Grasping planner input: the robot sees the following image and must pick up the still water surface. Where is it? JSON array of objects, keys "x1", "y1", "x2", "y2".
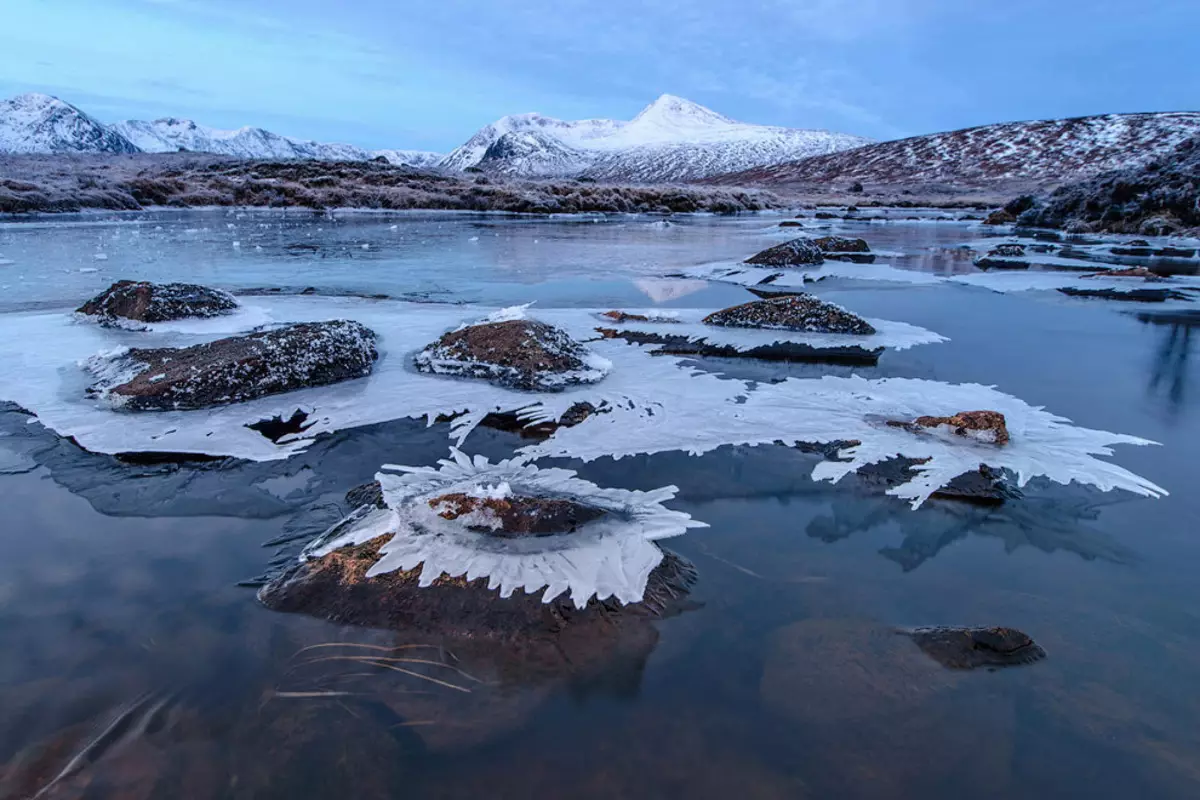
[{"x1": 1, "y1": 209, "x2": 1198, "y2": 798}]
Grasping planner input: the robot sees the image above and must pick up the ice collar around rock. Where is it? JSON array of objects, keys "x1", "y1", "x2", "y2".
[
  {"x1": 702, "y1": 295, "x2": 877, "y2": 336},
  {"x1": 84, "y1": 320, "x2": 379, "y2": 411},
  {"x1": 76, "y1": 280, "x2": 238, "y2": 326},
  {"x1": 413, "y1": 305, "x2": 611, "y2": 392}
]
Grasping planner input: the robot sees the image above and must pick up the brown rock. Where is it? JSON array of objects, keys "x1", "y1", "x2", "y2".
[
  {"x1": 745, "y1": 238, "x2": 825, "y2": 267},
  {"x1": 912, "y1": 410, "x2": 1010, "y2": 445},
  {"x1": 77, "y1": 280, "x2": 238, "y2": 323},
  {"x1": 983, "y1": 209, "x2": 1016, "y2": 226},
  {"x1": 703, "y1": 295, "x2": 876, "y2": 336},
  {"x1": 903, "y1": 626, "x2": 1046, "y2": 670},
  {"x1": 601, "y1": 310, "x2": 651, "y2": 323},
  {"x1": 413, "y1": 319, "x2": 606, "y2": 392},
  {"x1": 428, "y1": 492, "x2": 607, "y2": 537}
]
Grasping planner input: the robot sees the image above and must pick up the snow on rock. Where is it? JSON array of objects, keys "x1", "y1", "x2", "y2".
[
  {"x1": 441, "y1": 94, "x2": 871, "y2": 181},
  {"x1": 745, "y1": 238, "x2": 826, "y2": 267},
  {"x1": 702, "y1": 295, "x2": 876, "y2": 336},
  {"x1": 0, "y1": 93, "x2": 139, "y2": 154},
  {"x1": 302, "y1": 449, "x2": 706, "y2": 609}
]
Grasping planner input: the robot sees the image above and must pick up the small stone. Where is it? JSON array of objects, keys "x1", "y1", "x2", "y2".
[
  {"x1": 601, "y1": 310, "x2": 651, "y2": 323},
  {"x1": 903, "y1": 626, "x2": 1046, "y2": 670},
  {"x1": 911, "y1": 410, "x2": 1010, "y2": 445},
  {"x1": 988, "y1": 243, "x2": 1026, "y2": 257},
  {"x1": 703, "y1": 295, "x2": 876, "y2": 335}
]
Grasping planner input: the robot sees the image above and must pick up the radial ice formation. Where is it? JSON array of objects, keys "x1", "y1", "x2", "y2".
[
  {"x1": 521, "y1": 375, "x2": 1167, "y2": 508},
  {"x1": 306, "y1": 450, "x2": 706, "y2": 608}
]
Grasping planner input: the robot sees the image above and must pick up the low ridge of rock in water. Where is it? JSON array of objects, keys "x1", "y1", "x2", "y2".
[
  {"x1": 413, "y1": 318, "x2": 609, "y2": 392},
  {"x1": 86, "y1": 320, "x2": 378, "y2": 411},
  {"x1": 745, "y1": 238, "x2": 825, "y2": 267},
  {"x1": 903, "y1": 626, "x2": 1046, "y2": 670},
  {"x1": 76, "y1": 280, "x2": 238, "y2": 323},
  {"x1": 813, "y1": 236, "x2": 876, "y2": 263},
  {"x1": 702, "y1": 295, "x2": 877, "y2": 336},
  {"x1": 428, "y1": 492, "x2": 607, "y2": 537}
]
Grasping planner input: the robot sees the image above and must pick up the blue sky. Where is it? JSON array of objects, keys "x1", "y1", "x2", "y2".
[{"x1": 2, "y1": 0, "x2": 1197, "y2": 152}]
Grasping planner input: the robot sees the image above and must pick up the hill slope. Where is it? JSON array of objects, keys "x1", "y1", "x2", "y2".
[
  {"x1": 707, "y1": 112, "x2": 1200, "y2": 188},
  {"x1": 0, "y1": 94, "x2": 140, "y2": 155}
]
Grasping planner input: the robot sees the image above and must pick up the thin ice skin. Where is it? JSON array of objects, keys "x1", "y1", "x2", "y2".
[{"x1": 306, "y1": 450, "x2": 707, "y2": 609}]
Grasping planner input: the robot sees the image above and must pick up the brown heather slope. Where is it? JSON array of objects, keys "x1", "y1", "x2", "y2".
[
  {"x1": 703, "y1": 112, "x2": 1200, "y2": 191},
  {"x1": 0, "y1": 153, "x2": 781, "y2": 215}
]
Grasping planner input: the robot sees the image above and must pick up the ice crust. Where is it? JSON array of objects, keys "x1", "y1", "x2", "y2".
[
  {"x1": 307, "y1": 450, "x2": 706, "y2": 608},
  {"x1": 0, "y1": 295, "x2": 1166, "y2": 507}
]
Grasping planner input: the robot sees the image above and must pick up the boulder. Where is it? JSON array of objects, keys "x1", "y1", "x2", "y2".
[
  {"x1": 988, "y1": 243, "x2": 1027, "y2": 258},
  {"x1": 76, "y1": 280, "x2": 238, "y2": 324},
  {"x1": 814, "y1": 211, "x2": 838, "y2": 220},
  {"x1": 86, "y1": 320, "x2": 378, "y2": 411},
  {"x1": 702, "y1": 295, "x2": 876, "y2": 335},
  {"x1": 982, "y1": 209, "x2": 1015, "y2": 226},
  {"x1": 973, "y1": 256, "x2": 1029, "y2": 270},
  {"x1": 909, "y1": 410, "x2": 1010, "y2": 445},
  {"x1": 813, "y1": 235, "x2": 876, "y2": 264},
  {"x1": 902, "y1": 626, "x2": 1046, "y2": 670},
  {"x1": 413, "y1": 318, "x2": 608, "y2": 392},
  {"x1": 428, "y1": 492, "x2": 607, "y2": 537},
  {"x1": 778, "y1": 220, "x2": 804, "y2": 228},
  {"x1": 744, "y1": 238, "x2": 825, "y2": 267}
]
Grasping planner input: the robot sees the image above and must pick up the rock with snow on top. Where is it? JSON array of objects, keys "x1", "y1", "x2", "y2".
[{"x1": 76, "y1": 280, "x2": 239, "y2": 324}]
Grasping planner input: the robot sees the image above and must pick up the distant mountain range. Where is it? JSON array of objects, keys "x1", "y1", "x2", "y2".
[
  {"x1": 5, "y1": 91, "x2": 1199, "y2": 190},
  {"x1": 444, "y1": 94, "x2": 873, "y2": 181},
  {"x1": 0, "y1": 93, "x2": 443, "y2": 167},
  {"x1": 706, "y1": 112, "x2": 1200, "y2": 188}
]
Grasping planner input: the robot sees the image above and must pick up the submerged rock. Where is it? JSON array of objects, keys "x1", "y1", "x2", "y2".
[
  {"x1": 77, "y1": 280, "x2": 238, "y2": 324},
  {"x1": 903, "y1": 626, "x2": 1046, "y2": 670},
  {"x1": 86, "y1": 320, "x2": 378, "y2": 411},
  {"x1": 913, "y1": 410, "x2": 1010, "y2": 445},
  {"x1": 857, "y1": 458, "x2": 1009, "y2": 506},
  {"x1": 1059, "y1": 286, "x2": 1191, "y2": 302},
  {"x1": 413, "y1": 318, "x2": 609, "y2": 392},
  {"x1": 813, "y1": 235, "x2": 876, "y2": 263},
  {"x1": 702, "y1": 295, "x2": 877, "y2": 336},
  {"x1": 428, "y1": 492, "x2": 607, "y2": 537},
  {"x1": 744, "y1": 238, "x2": 825, "y2": 267},
  {"x1": 257, "y1": 534, "x2": 697, "y2": 637}
]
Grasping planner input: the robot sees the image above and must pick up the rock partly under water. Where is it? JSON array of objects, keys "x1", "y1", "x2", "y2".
[
  {"x1": 76, "y1": 280, "x2": 239, "y2": 324},
  {"x1": 702, "y1": 295, "x2": 877, "y2": 336},
  {"x1": 912, "y1": 410, "x2": 1011, "y2": 445},
  {"x1": 428, "y1": 492, "x2": 608, "y2": 537},
  {"x1": 86, "y1": 320, "x2": 379, "y2": 411},
  {"x1": 813, "y1": 236, "x2": 876, "y2": 263},
  {"x1": 413, "y1": 319, "x2": 608, "y2": 392},
  {"x1": 902, "y1": 626, "x2": 1047, "y2": 670},
  {"x1": 745, "y1": 238, "x2": 825, "y2": 267}
]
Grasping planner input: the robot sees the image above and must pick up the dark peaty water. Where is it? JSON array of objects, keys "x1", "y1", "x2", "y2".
[{"x1": 1, "y1": 209, "x2": 1199, "y2": 799}]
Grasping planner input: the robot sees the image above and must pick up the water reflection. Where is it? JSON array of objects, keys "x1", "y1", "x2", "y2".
[{"x1": 1139, "y1": 310, "x2": 1199, "y2": 414}]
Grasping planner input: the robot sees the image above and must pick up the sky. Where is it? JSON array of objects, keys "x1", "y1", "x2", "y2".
[{"x1": 1, "y1": 0, "x2": 1197, "y2": 152}]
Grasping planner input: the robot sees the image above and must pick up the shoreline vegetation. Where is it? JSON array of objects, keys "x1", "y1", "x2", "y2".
[{"x1": 0, "y1": 153, "x2": 1010, "y2": 216}]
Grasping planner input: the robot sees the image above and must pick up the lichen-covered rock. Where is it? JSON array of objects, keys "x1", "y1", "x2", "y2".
[
  {"x1": 744, "y1": 238, "x2": 825, "y2": 267},
  {"x1": 702, "y1": 295, "x2": 877, "y2": 336},
  {"x1": 911, "y1": 410, "x2": 1010, "y2": 445},
  {"x1": 76, "y1": 280, "x2": 238, "y2": 324},
  {"x1": 85, "y1": 320, "x2": 378, "y2": 411},
  {"x1": 413, "y1": 318, "x2": 609, "y2": 392},
  {"x1": 903, "y1": 626, "x2": 1046, "y2": 670},
  {"x1": 428, "y1": 492, "x2": 607, "y2": 537}
]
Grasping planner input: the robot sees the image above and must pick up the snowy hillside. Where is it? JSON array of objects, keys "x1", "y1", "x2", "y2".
[
  {"x1": 0, "y1": 93, "x2": 442, "y2": 166},
  {"x1": 0, "y1": 94, "x2": 139, "y2": 154},
  {"x1": 441, "y1": 94, "x2": 872, "y2": 181},
  {"x1": 707, "y1": 112, "x2": 1200, "y2": 187}
]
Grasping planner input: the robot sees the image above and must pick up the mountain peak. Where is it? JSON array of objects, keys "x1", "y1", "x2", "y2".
[{"x1": 631, "y1": 94, "x2": 735, "y2": 128}]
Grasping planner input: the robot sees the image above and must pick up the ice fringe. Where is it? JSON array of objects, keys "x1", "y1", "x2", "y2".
[
  {"x1": 520, "y1": 374, "x2": 1168, "y2": 508},
  {"x1": 306, "y1": 449, "x2": 707, "y2": 609}
]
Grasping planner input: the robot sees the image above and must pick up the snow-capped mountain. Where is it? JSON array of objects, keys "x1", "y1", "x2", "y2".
[
  {"x1": 707, "y1": 112, "x2": 1200, "y2": 188},
  {"x1": 0, "y1": 93, "x2": 442, "y2": 166},
  {"x1": 0, "y1": 94, "x2": 139, "y2": 154},
  {"x1": 441, "y1": 94, "x2": 872, "y2": 182},
  {"x1": 109, "y1": 117, "x2": 443, "y2": 166}
]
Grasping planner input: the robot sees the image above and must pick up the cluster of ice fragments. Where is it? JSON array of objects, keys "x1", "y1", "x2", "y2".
[{"x1": 306, "y1": 450, "x2": 706, "y2": 608}]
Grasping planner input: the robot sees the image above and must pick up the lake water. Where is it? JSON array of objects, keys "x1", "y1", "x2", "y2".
[{"x1": 1, "y1": 209, "x2": 1199, "y2": 799}]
